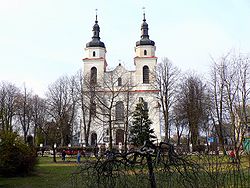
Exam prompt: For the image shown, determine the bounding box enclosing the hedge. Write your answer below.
[0,131,37,177]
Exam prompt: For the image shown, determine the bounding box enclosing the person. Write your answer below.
[77,151,81,163]
[229,150,235,163]
[41,147,45,157]
[62,150,66,161]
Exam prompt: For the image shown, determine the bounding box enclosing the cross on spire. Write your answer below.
[95,9,98,23]
[142,7,146,21]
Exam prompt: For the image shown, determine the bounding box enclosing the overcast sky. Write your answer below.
[1,0,250,96]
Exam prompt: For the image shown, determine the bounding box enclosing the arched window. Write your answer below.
[90,67,97,84]
[144,50,147,56]
[91,132,97,146]
[93,51,96,57]
[116,101,124,121]
[118,77,122,86]
[143,65,149,84]
[90,102,96,116]
[143,102,148,111]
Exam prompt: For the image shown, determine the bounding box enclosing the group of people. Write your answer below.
[61,150,81,163]
[60,148,237,164]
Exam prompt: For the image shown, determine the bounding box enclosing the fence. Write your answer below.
[70,141,250,188]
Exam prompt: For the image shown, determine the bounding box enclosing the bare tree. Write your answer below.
[68,75,78,144]
[234,54,250,158]
[155,58,180,142]
[16,84,33,143]
[172,104,188,146]
[235,55,250,136]
[210,56,228,154]
[223,53,250,157]
[46,75,76,146]
[210,52,250,157]
[175,73,209,147]
[0,81,19,132]
[32,95,48,145]
[74,70,96,146]
[123,82,135,152]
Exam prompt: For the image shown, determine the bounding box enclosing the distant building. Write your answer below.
[81,13,161,146]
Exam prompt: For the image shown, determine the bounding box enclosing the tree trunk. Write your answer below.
[109,111,113,150]
[146,153,156,188]
[164,110,169,142]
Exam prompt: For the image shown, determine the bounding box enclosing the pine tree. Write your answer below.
[129,100,156,146]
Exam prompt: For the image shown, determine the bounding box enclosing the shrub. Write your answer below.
[0,131,37,177]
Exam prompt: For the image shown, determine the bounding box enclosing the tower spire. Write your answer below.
[95,9,98,23]
[143,7,146,21]
[136,7,155,46]
[86,9,105,48]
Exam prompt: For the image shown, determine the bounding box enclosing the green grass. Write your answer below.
[0,156,79,188]
[0,155,249,188]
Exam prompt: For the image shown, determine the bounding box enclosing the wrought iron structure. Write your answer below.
[70,141,250,188]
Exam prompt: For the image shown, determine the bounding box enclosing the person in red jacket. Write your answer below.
[229,150,235,163]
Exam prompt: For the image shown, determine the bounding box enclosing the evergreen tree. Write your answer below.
[129,100,156,146]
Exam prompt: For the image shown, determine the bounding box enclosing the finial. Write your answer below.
[142,7,146,21]
[95,9,98,23]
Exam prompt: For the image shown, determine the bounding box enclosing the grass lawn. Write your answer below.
[0,154,249,188]
[0,156,79,188]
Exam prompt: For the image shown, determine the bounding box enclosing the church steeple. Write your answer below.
[86,11,105,48]
[136,10,155,47]
[141,13,149,39]
[92,14,100,40]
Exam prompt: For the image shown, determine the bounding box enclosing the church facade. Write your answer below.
[81,13,161,146]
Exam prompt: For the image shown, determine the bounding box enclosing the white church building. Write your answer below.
[81,13,162,146]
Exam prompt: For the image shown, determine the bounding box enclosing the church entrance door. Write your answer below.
[116,129,124,145]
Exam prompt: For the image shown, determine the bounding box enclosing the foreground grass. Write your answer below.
[0,155,249,188]
[0,156,78,188]
[72,155,250,188]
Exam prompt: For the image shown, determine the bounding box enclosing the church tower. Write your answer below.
[134,12,157,87]
[134,12,161,141]
[83,13,107,83]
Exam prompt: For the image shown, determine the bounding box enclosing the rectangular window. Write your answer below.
[90,103,96,115]
[144,102,148,111]
[118,77,122,86]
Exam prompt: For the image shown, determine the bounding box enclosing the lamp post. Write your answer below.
[52,143,57,162]
[98,144,102,157]
[40,143,44,157]
[118,142,122,153]
[190,143,193,153]
[68,144,72,157]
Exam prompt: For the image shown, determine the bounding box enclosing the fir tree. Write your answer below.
[129,100,156,146]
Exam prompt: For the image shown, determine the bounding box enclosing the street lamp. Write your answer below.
[40,143,44,156]
[52,143,57,162]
